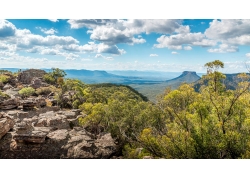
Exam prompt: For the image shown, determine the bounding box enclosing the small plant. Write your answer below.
[19,87,35,98]
[36,87,53,96]
[0,74,10,83]
[45,99,52,107]
[0,90,10,99]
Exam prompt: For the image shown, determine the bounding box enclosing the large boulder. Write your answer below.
[0,126,117,159]
[20,97,46,110]
[31,77,42,89]
[64,129,116,159]
[0,112,15,139]
[0,98,19,110]
[3,83,13,90]
[17,69,46,84]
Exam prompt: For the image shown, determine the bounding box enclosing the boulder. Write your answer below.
[0,98,19,110]
[31,77,42,89]
[3,83,13,90]
[17,69,46,84]
[0,112,15,139]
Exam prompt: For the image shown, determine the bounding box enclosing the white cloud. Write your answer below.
[246,53,250,58]
[131,37,146,44]
[150,54,158,57]
[205,19,250,40]
[48,19,59,22]
[192,39,217,47]
[154,32,207,49]
[69,19,184,47]
[208,44,238,53]
[68,19,115,29]
[41,49,60,55]
[97,43,126,55]
[171,51,178,54]
[184,46,192,50]
[39,27,58,35]
[95,53,114,60]
[204,19,250,47]
[0,19,16,37]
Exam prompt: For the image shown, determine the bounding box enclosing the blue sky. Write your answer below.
[1,19,250,73]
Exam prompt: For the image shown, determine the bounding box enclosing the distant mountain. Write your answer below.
[129,71,201,103]
[166,71,201,84]
[193,73,250,91]
[107,70,182,80]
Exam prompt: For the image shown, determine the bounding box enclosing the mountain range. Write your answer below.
[1,68,247,102]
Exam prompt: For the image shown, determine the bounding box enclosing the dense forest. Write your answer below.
[1,60,250,158]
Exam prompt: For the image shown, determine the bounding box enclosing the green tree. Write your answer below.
[43,68,67,85]
[139,60,250,159]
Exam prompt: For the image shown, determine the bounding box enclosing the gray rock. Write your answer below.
[0,112,15,139]
[17,69,46,84]
[0,98,19,110]
[31,77,42,89]
[3,83,13,90]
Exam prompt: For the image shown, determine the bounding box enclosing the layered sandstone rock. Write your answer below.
[0,112,15,139]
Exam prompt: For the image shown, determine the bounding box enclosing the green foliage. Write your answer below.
[138,60,250,159]
[0,90,10,99]
[0,74,10,83]
[19,87,35,98]
[78,84,165,149]
[35,86,54,96]
[43,68,66,85]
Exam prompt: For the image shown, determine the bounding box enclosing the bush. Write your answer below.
[0,74,10,83]
[19,87,35,98]
[36,87,53,96]
[0,90,10,99]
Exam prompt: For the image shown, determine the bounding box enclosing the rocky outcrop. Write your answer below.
[0,126,117,158]
[31,77,42,89]
[20,97,46,110]
[0,98,19,110]
[17,69,46,84]
[3,83,13,90]
[0,112,15,139]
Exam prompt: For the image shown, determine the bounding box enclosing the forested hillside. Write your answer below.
[1,60,250,158]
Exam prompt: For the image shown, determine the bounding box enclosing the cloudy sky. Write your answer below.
[1,19,250,73]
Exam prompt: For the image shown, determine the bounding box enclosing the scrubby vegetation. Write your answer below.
[50,60,250,158]
[19,87,35,98]
[2,60,250,159]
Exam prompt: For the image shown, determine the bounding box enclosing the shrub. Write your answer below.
[0,74,10,83]
[36,87,53,96]
[19,87,35,98]
[0,90,10,99]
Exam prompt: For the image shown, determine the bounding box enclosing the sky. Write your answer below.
[1,1,250,73]
[1,19,250,73]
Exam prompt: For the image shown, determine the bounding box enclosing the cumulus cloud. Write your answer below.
[246,53,250,58]
[208,44,239,53]
[184,46,192,50]
[68,19,115,29]
[68,19,184,47]
[171,51,178,54]
[39,27,58,35]
[205,19,250,40]
[150,54,158,57]
[0,19,16,37]
[41,49,60,55]
[205,19,250,47]
[154,33,206,49]
[48,19,59,22]
[95,54,114,60]
[97,43,126,55]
